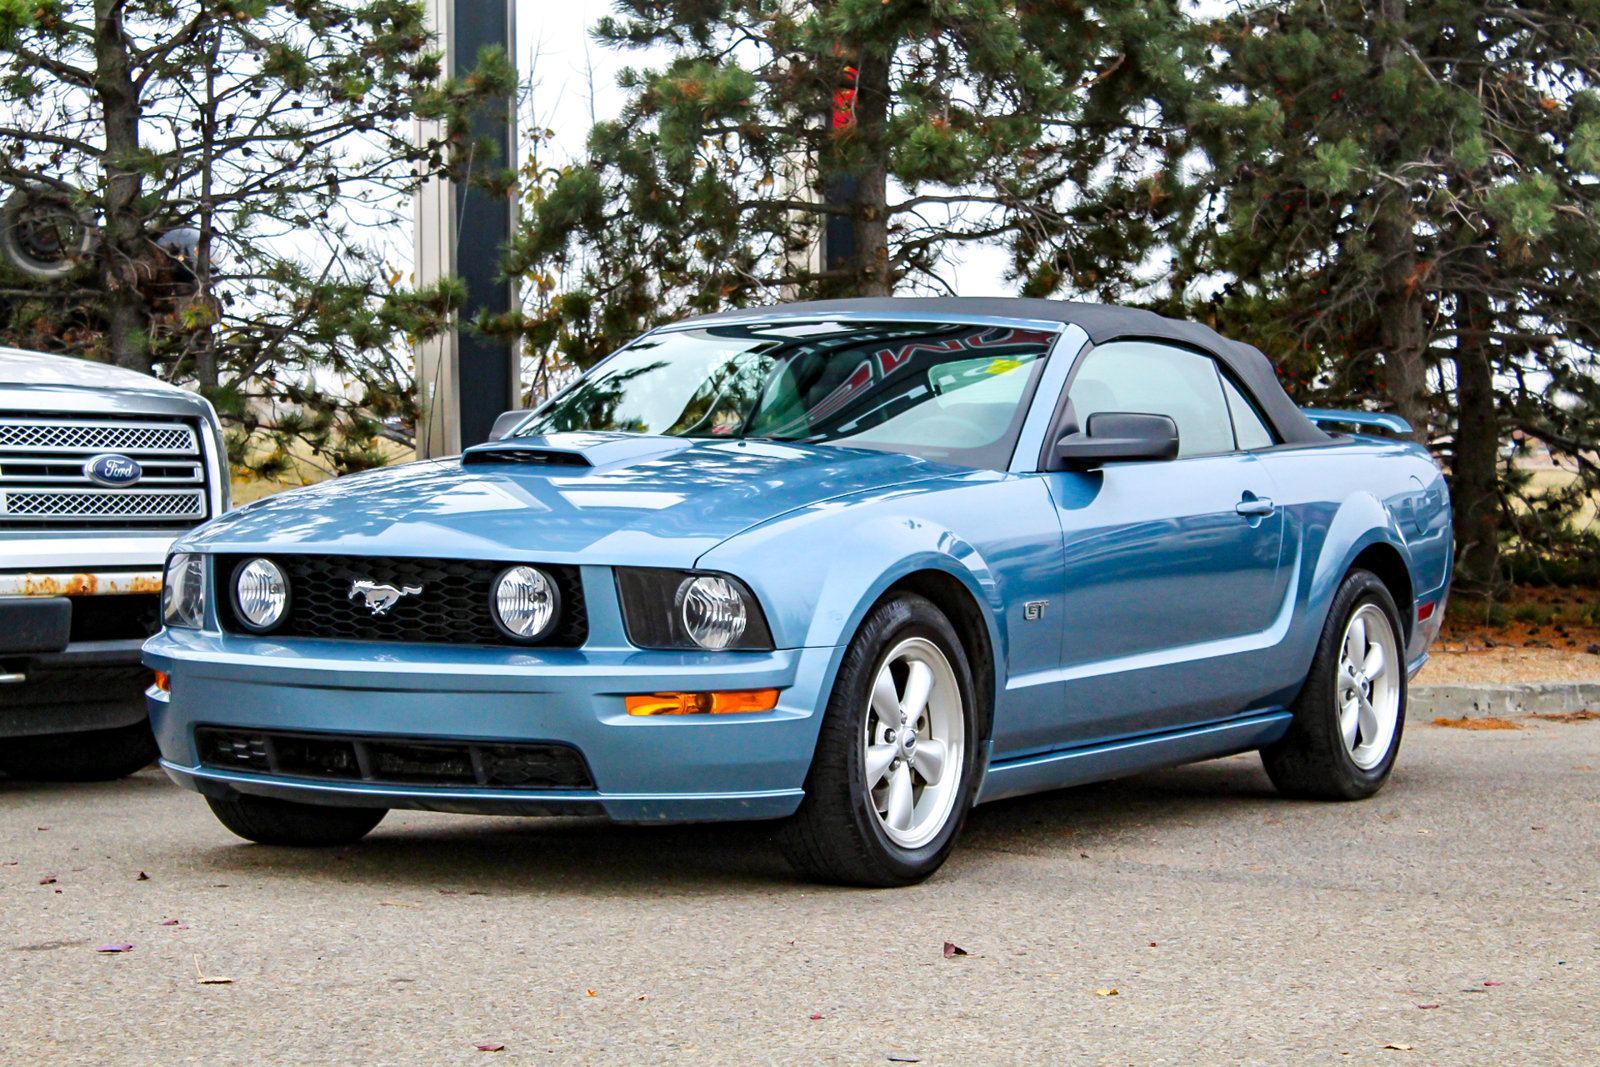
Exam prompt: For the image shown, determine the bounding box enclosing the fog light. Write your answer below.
[232,557,288,632]
[491,565,559,640]
[625,689,781,716]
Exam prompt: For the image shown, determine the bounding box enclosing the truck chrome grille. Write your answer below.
[213,554,589,648]
[0,416,211,528]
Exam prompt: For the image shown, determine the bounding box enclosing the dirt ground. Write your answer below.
[1416,586,1600,685]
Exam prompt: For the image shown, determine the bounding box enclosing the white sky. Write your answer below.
[515,0,1014,295]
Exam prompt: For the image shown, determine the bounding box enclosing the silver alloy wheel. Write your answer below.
[862,636,965,849]
[1337,603,1402,770]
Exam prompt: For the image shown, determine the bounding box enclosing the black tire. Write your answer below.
[0,720,158,782]
[206,794,387,846]
[777,594,981,887]
[1261,569,1407,800]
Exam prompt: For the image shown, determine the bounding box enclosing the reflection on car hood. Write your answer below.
[181,434,957,566]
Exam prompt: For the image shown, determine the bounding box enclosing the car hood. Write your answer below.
[180,433,957,566]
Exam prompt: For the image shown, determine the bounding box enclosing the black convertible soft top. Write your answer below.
[683,297,1328,446]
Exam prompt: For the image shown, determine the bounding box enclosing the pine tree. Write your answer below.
[508,0,1195,370]
[1182,0,1600,593]
[0,0,511,474]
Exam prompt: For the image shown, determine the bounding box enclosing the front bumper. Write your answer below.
[1,587,157,737]
[144,627,843,823]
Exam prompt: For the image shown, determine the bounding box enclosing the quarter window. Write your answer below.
[1222,375,1277,450]
[1065,341,1235,458]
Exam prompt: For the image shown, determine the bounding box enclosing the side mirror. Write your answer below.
[487,410,529,442]
[1054,412,1179,470]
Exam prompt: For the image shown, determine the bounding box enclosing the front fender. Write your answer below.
[696,472,1062,705]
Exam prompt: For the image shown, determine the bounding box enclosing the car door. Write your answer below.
[999,339,1293,755]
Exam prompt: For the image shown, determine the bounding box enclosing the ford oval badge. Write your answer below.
[83,453,143,487]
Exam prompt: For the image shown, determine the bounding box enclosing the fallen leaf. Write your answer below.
[585,989,596,997]
[194,955,232,985]
[887,1057,921,1064]
[1383,1043,1415,1051]
[379,900,422,909]
[809,1013,824,1020]
[38,877,55,885]
[1148,942,1159,947]
[160,920,181,926]
[1484,981,1502,987]
[1094,988,1119,996]
[1432,715,1520,730]
[475,1043,506,1052]
[136,872,149,881]
[1416,1004,1440,1010]
[96,944,134,953]
[437,889,459,895]
[1534,710,1600,723]
[36,827,48,831]
[942,942,968,958]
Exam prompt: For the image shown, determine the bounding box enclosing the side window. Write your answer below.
[1066,341,1235,458]
[1222,375,1276,450]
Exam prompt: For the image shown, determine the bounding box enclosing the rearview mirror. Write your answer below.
[487,410,529,442]
[1054,412,1180,470]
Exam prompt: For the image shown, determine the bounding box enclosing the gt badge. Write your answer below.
[1024,600,1046,621]
[348,579,422,615]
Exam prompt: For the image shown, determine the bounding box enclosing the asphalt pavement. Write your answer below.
[2,721,1596,1066]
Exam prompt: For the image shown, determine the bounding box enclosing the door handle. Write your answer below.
[1235,496,1275,516]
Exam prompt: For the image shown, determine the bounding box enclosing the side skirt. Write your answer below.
[976,711,1293,805]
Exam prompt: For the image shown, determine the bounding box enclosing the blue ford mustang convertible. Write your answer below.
[145,299,1452,886]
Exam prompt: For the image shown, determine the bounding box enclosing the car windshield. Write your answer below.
[517,320,1058,469]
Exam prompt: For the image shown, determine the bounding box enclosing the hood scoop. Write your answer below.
[462,444,590,468]
[460,432,692,471]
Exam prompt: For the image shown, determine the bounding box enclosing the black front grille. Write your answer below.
[195,727,595,790]
[215,554,587,648]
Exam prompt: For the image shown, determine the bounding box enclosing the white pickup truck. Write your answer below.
[0,347,229,779]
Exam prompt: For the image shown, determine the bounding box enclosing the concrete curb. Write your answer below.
[1409,682,1600,721]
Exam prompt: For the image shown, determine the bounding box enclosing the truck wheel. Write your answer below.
[206,794,387,846]
[1261,569,1407,800]
[777,593,980,887]
[0,721,158,781]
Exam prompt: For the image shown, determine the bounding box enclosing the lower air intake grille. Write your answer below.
[195,728,595,790]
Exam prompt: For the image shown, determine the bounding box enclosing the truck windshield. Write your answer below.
[517,320,1058,470]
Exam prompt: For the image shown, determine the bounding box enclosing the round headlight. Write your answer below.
[233,558,288,632]
[491,566,559,640]
[676,575,748,650]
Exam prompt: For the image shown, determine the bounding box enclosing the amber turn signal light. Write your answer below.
[625,689,781,716]
[152,670,170,692]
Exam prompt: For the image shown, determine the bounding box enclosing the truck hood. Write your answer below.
[179,433,957,566]
[0,346,195,395]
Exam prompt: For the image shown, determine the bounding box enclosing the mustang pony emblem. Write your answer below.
[347,579,422,615]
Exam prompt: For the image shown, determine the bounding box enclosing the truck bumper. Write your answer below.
[144,628,845,823]
[1,584,160,738]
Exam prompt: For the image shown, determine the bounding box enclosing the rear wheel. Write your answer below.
[0,720,158,782]
[1261,569,1406,800]
[778,594,980,887]
[206,794,387,846]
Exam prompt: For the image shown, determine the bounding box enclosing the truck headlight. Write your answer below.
[615,568,774,651]
[231,557,288,632]
[161,553,206,630]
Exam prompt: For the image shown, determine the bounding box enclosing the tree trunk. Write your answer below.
[1371,0,1428,442]
[93,0,148,372]
[1373,210,1430,442]
[847,48,891,297]
[1451,246,1501,594]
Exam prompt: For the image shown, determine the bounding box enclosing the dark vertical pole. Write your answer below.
[452,0,516,447]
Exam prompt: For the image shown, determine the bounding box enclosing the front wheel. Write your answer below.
[777,594,980,887]
[1261,569,1407,800]
[206,794,387,846]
